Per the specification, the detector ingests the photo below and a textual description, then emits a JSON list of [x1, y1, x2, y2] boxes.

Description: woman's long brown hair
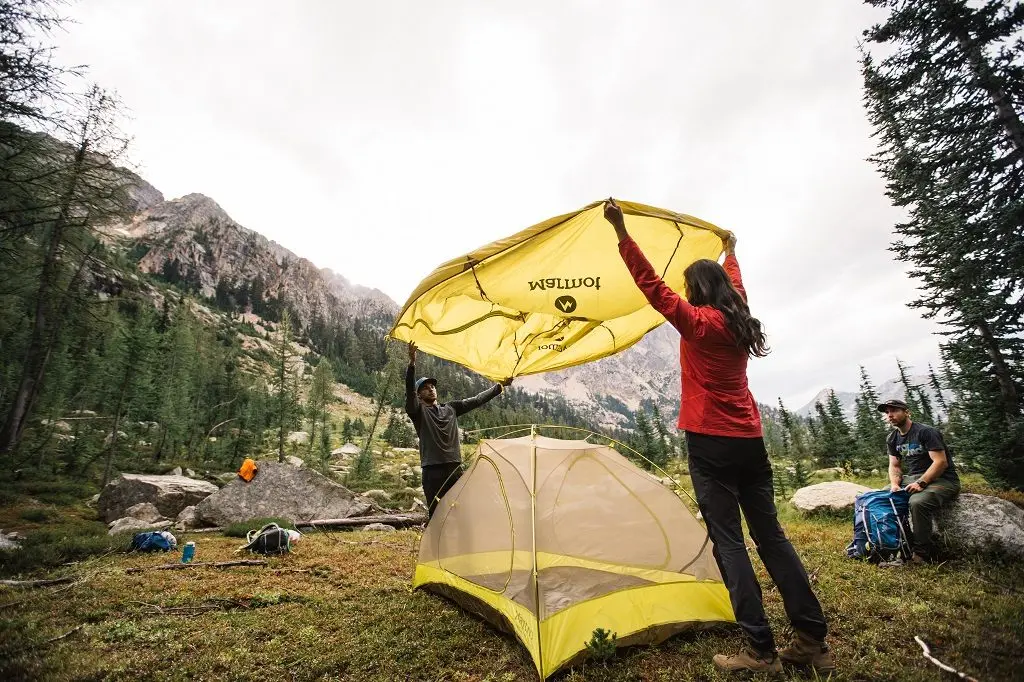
[[683, 259, 769, 357]]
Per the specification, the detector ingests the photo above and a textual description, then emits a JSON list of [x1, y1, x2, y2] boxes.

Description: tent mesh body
[[413, 435, 734, 678]]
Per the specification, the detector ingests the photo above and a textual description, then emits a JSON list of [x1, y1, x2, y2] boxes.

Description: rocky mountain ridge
[[116, 193, 395, 329]]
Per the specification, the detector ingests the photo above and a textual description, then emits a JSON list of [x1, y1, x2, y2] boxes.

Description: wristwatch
[[917, 480, 929, 489]]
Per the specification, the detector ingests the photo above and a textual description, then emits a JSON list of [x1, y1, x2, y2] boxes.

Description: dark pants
[[422, 461, 463, 519], [902, 474, 960, 557], [687, 432, 828, 655]]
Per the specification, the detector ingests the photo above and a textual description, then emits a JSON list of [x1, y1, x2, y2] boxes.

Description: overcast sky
[[53, 0, 945, 408]]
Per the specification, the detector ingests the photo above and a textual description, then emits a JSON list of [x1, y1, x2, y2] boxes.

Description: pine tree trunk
[[952, 26, 1024, 156], [975, 318, 1021, 417], [102, 365, 132, 486], [0, 133, 88, 455], [309, 415, 317, 457]]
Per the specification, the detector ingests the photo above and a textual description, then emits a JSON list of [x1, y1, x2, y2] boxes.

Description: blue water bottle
[[181, 541, 196, 563]]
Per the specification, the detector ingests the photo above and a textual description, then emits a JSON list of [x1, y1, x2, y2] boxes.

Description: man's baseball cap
[[415, 377, 437, 392], [876, 399, 909, 413]]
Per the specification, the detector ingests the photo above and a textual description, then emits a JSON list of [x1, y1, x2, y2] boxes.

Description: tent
[[413, 433, 734, 678], [388, 199, 731, 381]]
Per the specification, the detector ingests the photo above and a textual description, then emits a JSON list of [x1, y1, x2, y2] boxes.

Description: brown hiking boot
[[779, 631, 836, 673], [712, 647, 783, 675]]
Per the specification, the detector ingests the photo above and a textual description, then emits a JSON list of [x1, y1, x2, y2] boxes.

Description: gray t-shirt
[[404, 364, 501, 466], [887, 422, 959, 484]]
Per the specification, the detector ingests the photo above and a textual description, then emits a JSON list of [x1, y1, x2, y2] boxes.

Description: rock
[[287, 431, 309, 445], [791, 482, 872, 514], [185, 468, 196, 478], [285, 455, 305, 469], [216, 472, 238, 485], [168, 466, 183, 476], [107, 517, 171, 535], [0, 530, 21, 551], [87, 493, 100, 507], [333, 442, 361, 457], [362, 523, 396, 532], [937, 493, 1024, 557], [811, 467, 845, 480], [98, 474, 219, 523], [123, 502, 166, 524], [195, 460, 373, 526], [363, 489, 391, 504], [175, 505, 200, 531], [103, 430, 129, 446]]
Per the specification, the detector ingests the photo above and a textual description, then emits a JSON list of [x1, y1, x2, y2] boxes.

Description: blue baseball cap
[[415, 377, 437, 392]]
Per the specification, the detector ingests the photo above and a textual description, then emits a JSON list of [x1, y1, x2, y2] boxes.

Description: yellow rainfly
[[388, 199, 732, 381]]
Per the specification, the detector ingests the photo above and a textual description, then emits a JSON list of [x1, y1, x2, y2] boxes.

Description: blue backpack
[[845, 489, 912, 563], [129, 530, 177, 553]]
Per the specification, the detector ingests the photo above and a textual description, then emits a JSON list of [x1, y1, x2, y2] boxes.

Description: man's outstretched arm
[[451, 379, 510, 416]]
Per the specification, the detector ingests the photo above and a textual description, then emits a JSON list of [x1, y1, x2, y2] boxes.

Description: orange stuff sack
[[238, 458, 258, 482]]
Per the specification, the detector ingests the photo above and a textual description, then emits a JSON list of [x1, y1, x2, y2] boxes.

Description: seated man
[[879, 399, 961, 562], [405, 342, 510, 519]]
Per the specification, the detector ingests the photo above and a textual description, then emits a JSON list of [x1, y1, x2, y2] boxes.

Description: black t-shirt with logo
[[886, 422, 959, 484]]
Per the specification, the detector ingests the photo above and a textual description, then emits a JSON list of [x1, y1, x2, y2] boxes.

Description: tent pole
[[530, 423, 543, 678]]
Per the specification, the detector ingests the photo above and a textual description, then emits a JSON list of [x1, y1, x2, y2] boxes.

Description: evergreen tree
[[306, 357, 334, 456], [651, 408, 673, 465], [0, 86, 134, 454], [273, 310, 300, 463], [862, 0, 1024, 488], [927, 363, 950, 421], [896, 359, 935, 425], [791, 459, 811, 489], [632, 408, 657, 469], [853, 366, 889, 469]]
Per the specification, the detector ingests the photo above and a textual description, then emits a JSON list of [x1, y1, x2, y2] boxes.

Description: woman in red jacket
[[604, 199, 833, 675]]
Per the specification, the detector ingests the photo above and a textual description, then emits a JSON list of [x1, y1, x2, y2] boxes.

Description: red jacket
[[618, 237, 763, 438]]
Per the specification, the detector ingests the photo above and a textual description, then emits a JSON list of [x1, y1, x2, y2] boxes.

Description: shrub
[[0, 520, 123, 577]]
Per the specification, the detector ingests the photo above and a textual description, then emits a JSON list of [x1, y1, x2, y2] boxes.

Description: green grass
[[1, 484, 1022, 681]]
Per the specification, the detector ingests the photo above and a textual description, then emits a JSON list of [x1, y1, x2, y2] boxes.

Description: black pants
[[687, 432, 827, 655], [422, 461, 463, 519]]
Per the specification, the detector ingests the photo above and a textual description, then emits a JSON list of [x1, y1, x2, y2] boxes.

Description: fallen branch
[[179, 527, 224, 534], [8, 624, 85, 654], [0, 577, 75, 588], [296, 513, 424, 530], [125, 559, 266, 574], [38, 624, 83, 647], [914, 636, 979, 682]]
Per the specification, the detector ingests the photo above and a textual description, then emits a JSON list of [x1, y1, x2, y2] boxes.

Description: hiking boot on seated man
[[879, 399, 961, 562]]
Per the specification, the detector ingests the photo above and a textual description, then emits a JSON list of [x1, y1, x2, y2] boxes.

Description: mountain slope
[[118, 193, 395, 328]]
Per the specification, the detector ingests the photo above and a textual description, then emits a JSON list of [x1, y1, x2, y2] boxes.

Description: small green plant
[[19, 508, 53, 523], [584, 627, 617, 664]]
